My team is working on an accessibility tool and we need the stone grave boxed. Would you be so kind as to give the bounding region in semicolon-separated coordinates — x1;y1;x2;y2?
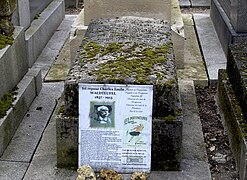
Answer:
217;43;247;180
211;0;247;55
56;16;183;171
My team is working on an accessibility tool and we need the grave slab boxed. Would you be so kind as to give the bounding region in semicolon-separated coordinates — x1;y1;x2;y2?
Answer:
0;83;64;162
0;161;29;180
193;13;226;82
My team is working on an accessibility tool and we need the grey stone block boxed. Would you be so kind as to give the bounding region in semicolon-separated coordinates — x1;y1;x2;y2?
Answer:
0;161;29;180
26;67;42;95
25;0;65;67
217;70;247;180
0;26;28;99
17;0;31;30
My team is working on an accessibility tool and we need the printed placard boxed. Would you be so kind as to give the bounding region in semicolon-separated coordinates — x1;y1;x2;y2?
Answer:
78;83;153;173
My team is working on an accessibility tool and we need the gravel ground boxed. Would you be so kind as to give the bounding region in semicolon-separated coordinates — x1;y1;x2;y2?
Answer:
195;85;239;180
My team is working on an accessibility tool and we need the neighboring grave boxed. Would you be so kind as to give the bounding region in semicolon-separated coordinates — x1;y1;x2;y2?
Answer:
57;16;183;171
217;43;247;180
84;0;171;26
211;0;247;55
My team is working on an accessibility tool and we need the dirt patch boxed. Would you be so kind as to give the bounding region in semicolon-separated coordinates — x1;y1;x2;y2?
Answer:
195;85;239;180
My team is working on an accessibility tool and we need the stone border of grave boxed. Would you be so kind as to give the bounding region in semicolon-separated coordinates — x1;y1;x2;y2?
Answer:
217;43;247;180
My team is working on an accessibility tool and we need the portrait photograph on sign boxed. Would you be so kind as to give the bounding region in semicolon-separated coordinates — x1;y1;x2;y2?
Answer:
89;102;115;128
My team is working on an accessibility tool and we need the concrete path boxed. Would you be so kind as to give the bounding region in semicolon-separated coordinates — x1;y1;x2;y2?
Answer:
0;0;227;179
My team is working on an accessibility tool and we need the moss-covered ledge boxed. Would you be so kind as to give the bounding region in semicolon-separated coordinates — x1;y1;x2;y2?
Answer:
227;43;247;121
217;69;247;180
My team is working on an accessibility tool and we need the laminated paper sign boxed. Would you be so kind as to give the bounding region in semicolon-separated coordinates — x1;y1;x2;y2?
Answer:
78;83;153;173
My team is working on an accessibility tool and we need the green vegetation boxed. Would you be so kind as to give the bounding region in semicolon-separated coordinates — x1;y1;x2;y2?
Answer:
0;87;18;118
0;33;14;49
79;41;173;84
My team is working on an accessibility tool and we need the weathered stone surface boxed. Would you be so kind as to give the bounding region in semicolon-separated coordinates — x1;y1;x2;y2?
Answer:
211;0;247;55
0;26;27;100
217;69;247;180
65;16;179;119
227;43;247;121
84;0;171;25
56;115;78;168
151;116;183;170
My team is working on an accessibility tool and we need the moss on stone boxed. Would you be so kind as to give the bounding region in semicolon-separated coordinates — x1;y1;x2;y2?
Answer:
79;41;173;84
0;87;18;118
0;33;13;49
57;104;65;114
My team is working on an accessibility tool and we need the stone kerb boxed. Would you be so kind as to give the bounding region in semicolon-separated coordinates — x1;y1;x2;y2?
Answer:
84;0;171;26
217;70;247;180
0;26;28;99
217;43;247;180
57;16;183;170
25;0;65;67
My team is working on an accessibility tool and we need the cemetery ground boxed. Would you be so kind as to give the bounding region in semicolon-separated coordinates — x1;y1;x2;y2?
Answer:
196;85;239;180
0;1;242;180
